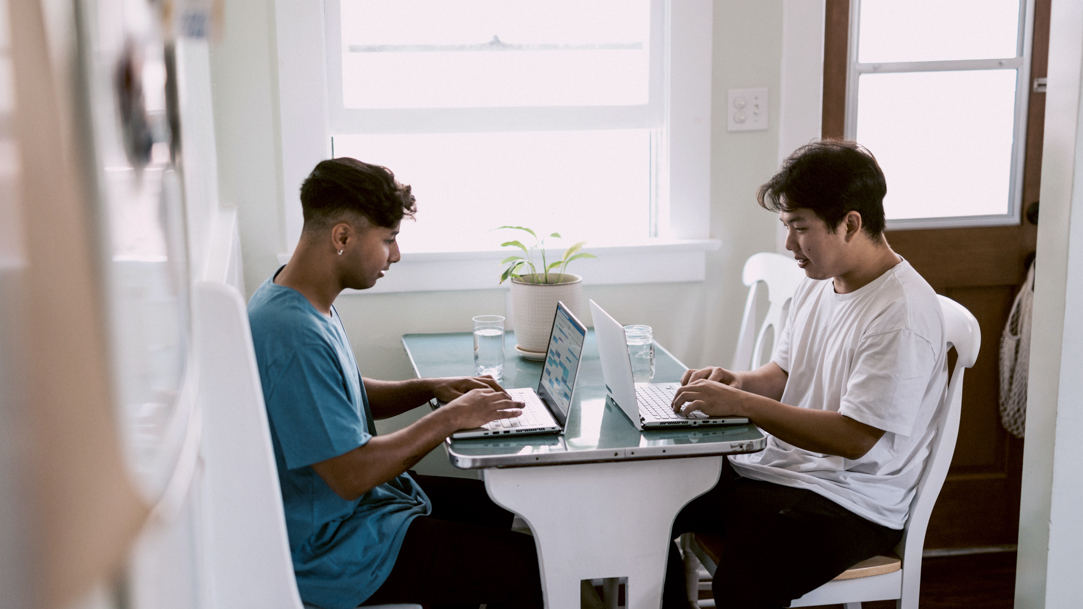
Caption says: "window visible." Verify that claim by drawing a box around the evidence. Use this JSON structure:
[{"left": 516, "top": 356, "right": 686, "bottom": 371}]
[
  {"left": 327, "top": 0, "right": 664, "bottom": 253},
  {"left": 845, "top": 0, "right": 1033, "bottom": 228},
  {"left": 273, "top": 0, "right": 716, "bottom": 291}
]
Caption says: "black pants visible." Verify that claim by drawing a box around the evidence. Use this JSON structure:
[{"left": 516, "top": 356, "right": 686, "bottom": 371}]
[
  {"left": 662, "top": 460, "right": 903, "bottom": 609},
  {"left": 361, "top": 473, "right": 543, "bottom": 609}
]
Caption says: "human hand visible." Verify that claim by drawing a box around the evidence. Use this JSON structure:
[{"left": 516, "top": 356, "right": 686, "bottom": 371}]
[
  {"left": 430, "top": 375, "right": 506, "bottom": 403},
  {"left": 671, "top": 379, "right": 745, "bottom": 418},
  {"left": 680, "top": 366, "right": 743, "bottom": 390},
  {"left": 444, "top": 387, "right": 525, "bottom": 430}
]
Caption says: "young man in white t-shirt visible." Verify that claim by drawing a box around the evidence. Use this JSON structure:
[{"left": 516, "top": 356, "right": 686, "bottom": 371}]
[{"left": 662, "top": 140, "right": 948, "bottom": 609}]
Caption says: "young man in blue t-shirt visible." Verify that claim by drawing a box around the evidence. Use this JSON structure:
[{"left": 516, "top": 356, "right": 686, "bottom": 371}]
[{"left": 247, "top": 157, "right": 542, "bottom": 609}]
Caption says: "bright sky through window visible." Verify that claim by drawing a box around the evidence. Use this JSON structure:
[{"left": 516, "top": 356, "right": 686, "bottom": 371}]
[
  {"left": 850, "top": 0, "right": 1026, "bottom": 225},
  {"left": 333, "top": 0, "right": 657, "bottom": 252},
  {"left": 858, "top": 0, "right": 1020, "bottom": 63},
  {"left": 333, "top": 130, "right": 651, "bottom": 253},
  {"left": 857, "top": 70, "right": 1017, "bottom": 220},
  {"left": 339, "top": 0, "right": 650, "bottom": 108}
]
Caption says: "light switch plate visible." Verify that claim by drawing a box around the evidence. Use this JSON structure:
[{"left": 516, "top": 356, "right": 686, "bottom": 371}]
[{"left": 727, "top": 88, "right": 769, "bottom": 132}]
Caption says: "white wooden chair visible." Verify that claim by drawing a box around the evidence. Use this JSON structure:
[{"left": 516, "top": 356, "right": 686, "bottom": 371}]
[
  {"left": 729, "top": 252, "right": 807, "bottom": 371},
  {"left": 195, "top": 281, "right": 418, "bottom": 609},
  {"left": 686, "top": 295, "right": 981, "bottom": 609}
]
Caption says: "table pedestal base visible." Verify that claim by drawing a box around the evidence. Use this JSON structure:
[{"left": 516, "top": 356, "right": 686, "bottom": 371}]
[{"left": 485, "top": 456, "right": 722, "bottom": 609}]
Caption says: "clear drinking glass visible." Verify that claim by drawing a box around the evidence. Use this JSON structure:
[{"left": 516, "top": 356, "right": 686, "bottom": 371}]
[
  {"left": 473, "top": 315, "right": 506, "bottom": 383},
  {"left": 624, "top": 324, "right": 655, "bottom": 383}
]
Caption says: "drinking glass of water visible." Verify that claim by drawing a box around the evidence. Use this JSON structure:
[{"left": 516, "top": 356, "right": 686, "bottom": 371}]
[
  {"left": 473, "top": 315, "right": 506, "bottom": 383},
  {"left": 624, "top": 324, "right": 655, "bottom": 383}
]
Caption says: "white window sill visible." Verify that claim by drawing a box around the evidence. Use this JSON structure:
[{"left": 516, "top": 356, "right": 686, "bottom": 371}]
[{"left": 276, "top": 239, "right": 721, "bottom": 294}]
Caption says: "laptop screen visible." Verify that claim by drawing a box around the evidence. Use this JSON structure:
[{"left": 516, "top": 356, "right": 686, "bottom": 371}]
[{"left": 537, "top": 304, "right": 587, "bottom": 420}]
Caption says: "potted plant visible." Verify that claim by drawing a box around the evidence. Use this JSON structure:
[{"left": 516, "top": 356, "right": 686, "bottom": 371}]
[{"left": 498, "top": 226, "right": 596, "bottom": 356}]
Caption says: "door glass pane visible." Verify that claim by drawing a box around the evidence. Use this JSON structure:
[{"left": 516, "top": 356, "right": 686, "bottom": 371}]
[
  {"left": 332, "top": 130, "right": 651, "bottom": 252},
  {"left": 855, "top": 70, "right": 1018, "bottom": 220},
  {"left": 858, "top": 0, "right": 1020, "bottom": 63},
  {"left": 340, "top": 0, "right": 650, "bottom": 108}
]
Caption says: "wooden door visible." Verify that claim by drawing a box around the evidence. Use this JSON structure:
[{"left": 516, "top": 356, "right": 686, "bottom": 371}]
[{"left": 822, "top": 0, "right": 1048, "bottom": 549}]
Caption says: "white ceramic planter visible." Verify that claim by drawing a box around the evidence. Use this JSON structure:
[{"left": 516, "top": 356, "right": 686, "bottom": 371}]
[{"left": 510, "top": 273, "right": 584, "bottom": 353}]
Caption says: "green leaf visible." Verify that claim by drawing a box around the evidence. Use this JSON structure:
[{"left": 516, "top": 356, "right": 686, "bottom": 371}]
[
  {"left": 496, "top": 225, "right": 537, "bottom": 240},
  {"left": 550, "top": 232, "right": 561, "bottom": 239},
  {"left": 499, "top": 255, "right": 524, "bottom": 265},
  {"left": 562, "top": 241, "right": 586, "bottom": 262},
  {"left": 546, "top": 260, "right": 564, "bottom": 271},
  {"left": 499, "top": 261, "right": 528, "bottom": 284},
  {"left": 500, "top": 240, "right": 529, "bottom": 254},
  {"left": 563, "top": 252, "right": 597, "bottom": 263},
  {"left": 557, "top": 251, "right": 596, "bottom": 278},
  {"left": 512, "top": 261, "right": 535, "bottom": 277}
]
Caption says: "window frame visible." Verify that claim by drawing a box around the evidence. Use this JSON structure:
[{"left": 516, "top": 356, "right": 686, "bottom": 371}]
[
  {"left": 844, "top": 0, "right": 1035, "bottom": 230},
  {"left": 272, "top": 0, "right": 717, "bottom": 293}
]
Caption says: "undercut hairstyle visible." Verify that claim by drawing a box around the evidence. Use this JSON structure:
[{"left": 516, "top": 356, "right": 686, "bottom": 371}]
[
  {"left": 757, "top": 140, "right": 887, "bottom": 242},
  {"left": 299, "top": 158, "right": 416, "bottom": 232}
]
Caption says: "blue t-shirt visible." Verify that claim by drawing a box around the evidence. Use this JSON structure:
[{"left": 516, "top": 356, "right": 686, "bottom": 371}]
[{"left": 247, "top": 273, "right": 431, "bottom": 608}]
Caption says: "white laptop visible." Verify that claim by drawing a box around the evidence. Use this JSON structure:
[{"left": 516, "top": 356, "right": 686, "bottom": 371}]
[
  {"left": 589, "top": 299, "right": 749, "bottom": 431},
  {"left": 450, "top": 302, "right": 587, "bottom": 439}
]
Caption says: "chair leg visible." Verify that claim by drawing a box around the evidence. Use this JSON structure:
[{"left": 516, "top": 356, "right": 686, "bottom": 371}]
[
  {"left": 681, "top": 534, "right": 704, "bottom": 608},
  {"left": 843, "top": 603, "right": 863, "bottom": 609}
]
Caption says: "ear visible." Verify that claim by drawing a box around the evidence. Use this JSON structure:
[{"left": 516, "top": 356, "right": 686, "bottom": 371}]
[
  {"left": 842, "top": 211, "right": 863, "bottom": 243},
  {"left": 330, "top": 221, "right": 352, "bottom": 254}
]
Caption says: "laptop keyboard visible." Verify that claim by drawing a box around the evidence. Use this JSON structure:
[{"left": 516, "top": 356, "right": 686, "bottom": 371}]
[
  {"left": 637, "top": 383, "right": 708, "bottom": 420},
  {"left": 484, "top": 390, "right": 551, "bottom": 430}
]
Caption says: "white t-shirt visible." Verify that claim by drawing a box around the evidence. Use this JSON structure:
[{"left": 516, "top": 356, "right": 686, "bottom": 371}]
[{"left": 729, "top": 259, "right": 947, "bottom": 530}]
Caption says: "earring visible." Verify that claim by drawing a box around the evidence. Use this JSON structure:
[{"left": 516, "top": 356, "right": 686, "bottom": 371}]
[{"left": 337, "top": 249, "right": 343, "bottom": 256}]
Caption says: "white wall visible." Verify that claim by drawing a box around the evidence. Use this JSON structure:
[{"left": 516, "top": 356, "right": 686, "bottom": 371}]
[
  {"left": 208, "top": 0, "right": 786, "bottom": 476},
  {"left": 1015, "top": 0, "right": 1083, "bottom": 605}
]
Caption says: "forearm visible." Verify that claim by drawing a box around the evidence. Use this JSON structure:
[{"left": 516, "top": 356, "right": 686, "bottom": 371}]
[
  {"left": 735, "top": 363, "right": 788, "bottom": 401},
  {"left": 363, "top": 377, "right": 437, "bottom": 419},
  {"left": 312, "top": 406, "right": 462, "bottom": 500},
  {"left": 312, "top": 386, "right": 522, "bottom": 500},
  {"left": 732, "top": 393, "right": 883, "bottom": 459}
]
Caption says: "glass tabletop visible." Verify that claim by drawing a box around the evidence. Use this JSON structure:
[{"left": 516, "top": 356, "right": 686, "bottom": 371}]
[{"left": 402, "top": 331, "right": 765, "bottom": 468}]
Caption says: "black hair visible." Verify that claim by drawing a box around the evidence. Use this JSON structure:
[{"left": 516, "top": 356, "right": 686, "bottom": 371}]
[
  {"left": 757, "top": 140, "right": 887, "bottom": 242},
  {"left": 299, "top": 157, "right": 416, "bottom": 231}
]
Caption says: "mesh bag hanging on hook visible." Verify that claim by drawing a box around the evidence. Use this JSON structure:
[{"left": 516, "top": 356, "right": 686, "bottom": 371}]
[{"left": 999, "top": 263, "right": 1034, "bottom": 438}]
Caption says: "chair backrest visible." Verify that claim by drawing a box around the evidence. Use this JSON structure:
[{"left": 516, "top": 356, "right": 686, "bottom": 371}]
[
  {"left": 895, "top": 296, "right": 981, "bottom": 588},
  {"left": 731, "top": 252, "right": 806, "bottom": 371},
  {"left": 196, "top": 281, "right": 304, "bottom": 609}
]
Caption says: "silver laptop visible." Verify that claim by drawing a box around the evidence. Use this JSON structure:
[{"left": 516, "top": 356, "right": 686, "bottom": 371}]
[
  {"left": 450, "top": 302, "right": 587, "bottom": 439},
  {"left": 589, "top": 299, "right": 749, "bottom": 431}
]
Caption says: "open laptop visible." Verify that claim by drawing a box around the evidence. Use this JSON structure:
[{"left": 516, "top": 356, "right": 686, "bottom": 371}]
[
  {"left": 450, "top": 301, "right": 587, "bottom": 439},
  {"left": 589, "top": 299, "right": 750, "bottom": 431}
]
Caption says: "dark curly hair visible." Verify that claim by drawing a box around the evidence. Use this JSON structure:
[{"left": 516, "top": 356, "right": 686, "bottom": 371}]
[
  {"left": 299, "top": 157, "right": 417, "bottom": 232},
  {"left": 757, "top": 140, "right": 887, "bottom": 242}
]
